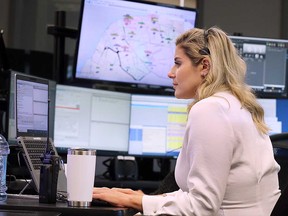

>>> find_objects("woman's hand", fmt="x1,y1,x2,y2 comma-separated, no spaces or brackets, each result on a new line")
93,187,144,211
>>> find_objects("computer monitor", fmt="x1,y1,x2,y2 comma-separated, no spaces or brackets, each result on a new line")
128,94,192,158
73,0,198,93
54,84,131,155
8,71,56,145
229,36,288,98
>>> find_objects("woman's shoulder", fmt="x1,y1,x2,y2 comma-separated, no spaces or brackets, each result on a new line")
191,92,240,115
187,92,236,125
199,91,235,106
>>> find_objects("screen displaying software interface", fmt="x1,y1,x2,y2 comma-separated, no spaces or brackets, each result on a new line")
8,72,56,144
229,36,288,98
54,85,131,152
15,74,49,137
74,0,197,87
128,95,192,157
51,85,283,156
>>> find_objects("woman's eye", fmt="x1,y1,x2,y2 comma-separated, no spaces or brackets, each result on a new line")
175,61,181,66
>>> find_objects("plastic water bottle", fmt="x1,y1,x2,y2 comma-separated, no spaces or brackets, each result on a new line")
0,134,10,202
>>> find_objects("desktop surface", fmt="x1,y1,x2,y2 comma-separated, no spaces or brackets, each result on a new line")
0,210,61,216
1,196,130,216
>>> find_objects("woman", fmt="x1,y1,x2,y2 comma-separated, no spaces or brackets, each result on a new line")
93,27,280,216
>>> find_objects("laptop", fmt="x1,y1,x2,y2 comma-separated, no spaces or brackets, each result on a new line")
15,73,67,195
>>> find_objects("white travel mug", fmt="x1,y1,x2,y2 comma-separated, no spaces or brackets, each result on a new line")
67,148,96,207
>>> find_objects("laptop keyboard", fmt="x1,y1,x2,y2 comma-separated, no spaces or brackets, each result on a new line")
20,138,54,170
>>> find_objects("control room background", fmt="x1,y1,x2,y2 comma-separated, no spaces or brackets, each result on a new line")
1,0,288,183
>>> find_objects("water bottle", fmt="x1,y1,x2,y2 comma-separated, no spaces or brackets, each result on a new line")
0,134,10,202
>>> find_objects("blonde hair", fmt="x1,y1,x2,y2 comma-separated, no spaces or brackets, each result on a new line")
176,27,269,134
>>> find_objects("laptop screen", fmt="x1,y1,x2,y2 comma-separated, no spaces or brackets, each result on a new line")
15,74,49,138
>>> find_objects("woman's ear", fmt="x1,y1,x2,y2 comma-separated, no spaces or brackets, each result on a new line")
201,58,210,77
202,58,210,70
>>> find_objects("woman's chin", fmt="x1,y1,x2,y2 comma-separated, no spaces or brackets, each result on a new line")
174,91,194,100
174,91,183,99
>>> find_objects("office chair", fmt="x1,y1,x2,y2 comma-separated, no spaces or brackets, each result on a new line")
270,132,288,191
270,132,288,216
271,132,288,149
271,184,288,216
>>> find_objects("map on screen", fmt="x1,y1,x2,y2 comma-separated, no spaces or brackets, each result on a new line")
75,0,197,87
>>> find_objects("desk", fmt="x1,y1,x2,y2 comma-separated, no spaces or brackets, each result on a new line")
0,197,134,216
0,209,61,216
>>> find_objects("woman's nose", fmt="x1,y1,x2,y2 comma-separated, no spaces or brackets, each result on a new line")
168,68,176,78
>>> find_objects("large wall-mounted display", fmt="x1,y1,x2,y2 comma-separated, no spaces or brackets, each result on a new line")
74,0,197,93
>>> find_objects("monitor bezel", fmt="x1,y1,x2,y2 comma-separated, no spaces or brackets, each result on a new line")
56,146,129,157
72,0,198,94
